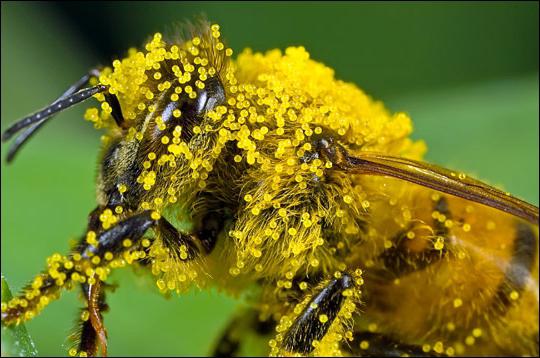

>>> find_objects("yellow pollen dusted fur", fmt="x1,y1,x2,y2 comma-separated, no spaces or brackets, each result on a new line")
1,20,538,357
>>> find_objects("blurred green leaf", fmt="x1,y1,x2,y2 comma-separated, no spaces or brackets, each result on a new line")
1,275,38,357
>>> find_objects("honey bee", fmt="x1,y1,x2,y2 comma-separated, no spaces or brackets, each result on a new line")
1,21,538,357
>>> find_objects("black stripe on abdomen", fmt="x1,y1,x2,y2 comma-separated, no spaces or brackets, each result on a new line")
492,222,537,313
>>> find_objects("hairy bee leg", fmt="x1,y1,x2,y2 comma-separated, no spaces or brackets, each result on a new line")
0,212,158,340
1,209,217,349
67,211,160,357
212,309,275,357
103,92,126,129
82,210,158,257
75,281,109,357
344,332,445,357
83,210,212,260
157,218,204,259
70,209,168,357
277,273,355,355
71,210,216,356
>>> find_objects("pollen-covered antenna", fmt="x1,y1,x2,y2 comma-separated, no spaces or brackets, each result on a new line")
1,70,106,162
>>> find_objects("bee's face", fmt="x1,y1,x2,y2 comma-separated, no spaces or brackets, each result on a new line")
90,28,235,209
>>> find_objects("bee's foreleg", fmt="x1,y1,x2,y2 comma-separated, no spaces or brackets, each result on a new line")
69,210,161,357
273,273,360,356
81,210,158,257
154,209,228,261
72,281,109,357
212,308,275,357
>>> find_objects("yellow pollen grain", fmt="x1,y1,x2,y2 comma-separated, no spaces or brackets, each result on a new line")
81,310,90,321
472,328,482,337
510,291,519,300
318,314,328,323
434,237,444,251
433,341,444,354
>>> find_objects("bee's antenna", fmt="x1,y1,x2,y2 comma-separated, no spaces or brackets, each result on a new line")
2,84,107,142
5,118,48,163
2,69,105,163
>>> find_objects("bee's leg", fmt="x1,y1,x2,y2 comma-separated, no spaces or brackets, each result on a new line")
1,209,215,355
72,209,220,356
69,210,162,356
274,273,360,355
212,309,275,357
75,281,109,357
103,92,126,129
2,210,159,356
343,332,444,357
80,210,158,257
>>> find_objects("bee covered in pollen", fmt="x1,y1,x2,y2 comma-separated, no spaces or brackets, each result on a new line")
1,21,538,357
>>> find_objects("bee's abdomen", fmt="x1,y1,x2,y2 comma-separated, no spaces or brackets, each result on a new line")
360,188,539,356
492,222,537,312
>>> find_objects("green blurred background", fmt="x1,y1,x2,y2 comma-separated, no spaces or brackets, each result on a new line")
1,1,538,356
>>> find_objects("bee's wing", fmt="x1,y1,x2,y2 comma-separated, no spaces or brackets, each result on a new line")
343,152,538,224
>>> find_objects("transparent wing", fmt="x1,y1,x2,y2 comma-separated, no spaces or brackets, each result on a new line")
342,152,538,224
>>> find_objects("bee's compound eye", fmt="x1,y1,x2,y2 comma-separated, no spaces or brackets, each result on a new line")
152,77,225,142
158,77,225,129
192,76,225,115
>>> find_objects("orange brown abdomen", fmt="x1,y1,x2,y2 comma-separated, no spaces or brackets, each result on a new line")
352,181,538,356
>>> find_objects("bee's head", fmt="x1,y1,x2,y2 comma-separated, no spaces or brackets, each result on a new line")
2,23,235,214
91,24,231,141
93,24,236,210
